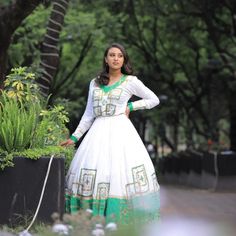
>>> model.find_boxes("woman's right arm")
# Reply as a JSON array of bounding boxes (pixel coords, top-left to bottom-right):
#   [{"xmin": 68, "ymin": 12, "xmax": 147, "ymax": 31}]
[{"xmin": 61, "ymin": 80, "xmax": 95, "ymax": 146}]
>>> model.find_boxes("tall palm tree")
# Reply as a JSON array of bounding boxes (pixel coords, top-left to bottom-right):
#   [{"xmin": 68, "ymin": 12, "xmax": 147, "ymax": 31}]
[{"xmin": 37, "ymin": 0, "xmax": 69, "ymax": 97}]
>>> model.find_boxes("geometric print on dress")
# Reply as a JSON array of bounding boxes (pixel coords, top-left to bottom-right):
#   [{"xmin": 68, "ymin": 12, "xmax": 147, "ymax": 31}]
[
  {"xmin": 125, "ymin": 182, "xmax": 136, "ymax": 199},
  {"xmin": 78, "ymin": 168, "xmax": 97, "ymax": 197},
  {"xmin": 96, "ymin": 182, "xmax": 110, "ymax": 200},
  {"xmin": 125, "ymin": 164, "xmax": 150, "ymax": 198},
  {"xmin": 151, "ymin": 172, "xmax": 160, "ymax": 192},
  {"xmin": 132, "ymin": 164, "xmax": 149, "ymax": 193},
  {"xmin": 108, "ymin": 88, "xmax": 122, "ymax": 100},
  {"xmin": 94, "ymin": 183, "xmax": 111, "ymax": 215},
  {"xmin": 92, "ymin": 88, "xmax": 123, "ymax": 117}
]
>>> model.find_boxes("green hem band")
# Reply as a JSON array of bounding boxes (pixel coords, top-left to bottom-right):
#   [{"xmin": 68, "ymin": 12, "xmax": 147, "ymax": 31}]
[
  {"xmin": 65, "ymin": 192, "xmax": 160, "ymax": 224},
  {"xmin": 70, "ymin": 135, "xmax": 78, "ymax": 143},
  {"xmin": 128, "ymin": 102, "xmax": 134, "ymax": 112}
]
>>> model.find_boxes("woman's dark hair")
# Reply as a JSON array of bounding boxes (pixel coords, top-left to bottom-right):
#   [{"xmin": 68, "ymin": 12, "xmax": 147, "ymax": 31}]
[{"xmin": 96, "ymin": 43, "xmax": 133, "ymax": 85}]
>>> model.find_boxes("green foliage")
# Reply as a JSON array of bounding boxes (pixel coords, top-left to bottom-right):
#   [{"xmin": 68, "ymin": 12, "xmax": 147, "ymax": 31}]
[
  {"xmin": 13, "ymin": 146, "xmax": 72, "ymax": 160},
  {"xmin": 4, "ymin": 66, "xmax": 41, "ymax": 101},
  {"xmin": 8, "ymin": 5, "xmax": 50, "ymax": 67},
  {"xmin": 32, "ymin": 105, "xmax": 70, "ymax": 148},
  {"xmin": 0, "ymin": 92, "xmax": 41, "ymax": 152},
  {"xmin": 0, "ymin": 149, "xmax": 14, "ymax": 171},
  {"xmin": 0, "ymin": 145, "xmax": 74, "ymax": 173},
  {"xmin": 0, "ymin": 67, "xmax": 72, "ymax": 171},
  {"xmin": 5, "ymin": 0, "xmax": 235, "ymax": 150},
  {"xmin": 14, "ymin": 145, "xmax": 74, "ymax": 173}
]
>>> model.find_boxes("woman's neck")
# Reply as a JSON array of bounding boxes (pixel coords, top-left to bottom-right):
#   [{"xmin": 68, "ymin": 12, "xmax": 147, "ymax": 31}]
[{"xmin": 109, "ymin": 70, "xmax": 122, "ymax": 83}]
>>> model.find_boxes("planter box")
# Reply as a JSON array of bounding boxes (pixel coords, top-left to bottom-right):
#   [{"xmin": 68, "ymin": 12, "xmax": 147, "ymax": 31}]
[
  {"xmin": 0, "ymin": 156, "xmax": 65, "ymax": 225},
  {"xmin": 159, "ymin": 151, "xmax": 236, "ymax": 191}
]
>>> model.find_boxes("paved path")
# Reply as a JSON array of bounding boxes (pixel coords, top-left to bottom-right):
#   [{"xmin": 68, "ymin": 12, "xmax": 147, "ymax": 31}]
[{"xmin": 157, "ymin": 184, "xmax": 236, "ymax": 236}]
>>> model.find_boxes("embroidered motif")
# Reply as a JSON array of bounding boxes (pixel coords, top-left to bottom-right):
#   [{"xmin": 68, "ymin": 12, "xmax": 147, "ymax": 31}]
[
  {"xmin": 105, "ymin": 104, "xmax": 116, "ymax": 116},
  {"xmin": 71, "ymin": 182, "xmax": 83, "ymax": 196},
  {"xmin": 126, "ymin": 182, "xmax": 137, "ymax": 199},
  {"xmin": 78, "ymin": 168, "xmax": 97, "ymax": 197},
  {"xmin": 99, "ymin": 75, "xmax": 127, "ymax": 93},
  {"xmin": 93, "ymin": 89, "xmax": 103, "ymax": 101},
  {"xmin": 93, "ymin": 106, "xmax": 102, "ymax": 116},
  {"xmin": 132, "ymin": 165, "xmax": 149, "ymax": 193},
  {"xmin": 92, "ymin": 84, "xmax": 124, "ymax": 117},
  {"xmin": 108, "ymin": 88, "xmax": 123, "ymax": 100},
  {"xmin": 96, "ymin": 182, "xmax": 110, "ymax": 200}
]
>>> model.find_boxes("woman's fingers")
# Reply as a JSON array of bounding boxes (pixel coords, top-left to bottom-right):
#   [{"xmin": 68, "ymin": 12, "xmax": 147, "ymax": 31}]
[
  {"xmin": 125, "ymin": 106, "xmax": 130, "ymax": 117},
  {"xmin": 60, "ymin": 139, "xmax": 74, "ymax": 147}
]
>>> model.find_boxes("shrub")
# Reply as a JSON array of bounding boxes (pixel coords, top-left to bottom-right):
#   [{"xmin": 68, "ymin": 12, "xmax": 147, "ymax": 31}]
[{"xmin": 0, "ymin": 67, "xmax": 72, "ymax": 171}]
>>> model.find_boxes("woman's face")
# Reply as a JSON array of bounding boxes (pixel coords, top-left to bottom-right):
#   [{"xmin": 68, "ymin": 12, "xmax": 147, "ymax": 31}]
[{"xmin": 105, "ymin": 47, "xmax": 124, "ymax": 71}]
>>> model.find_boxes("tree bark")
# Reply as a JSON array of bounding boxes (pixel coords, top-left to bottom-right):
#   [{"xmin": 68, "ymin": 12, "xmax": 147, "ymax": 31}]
[
  {"xmin": 0, "ymin": 0, "xmax": 43, "ymax": 88},
  {"xmin": 37, "ymin": 0, "xmax": 69, "ymax": 97}
]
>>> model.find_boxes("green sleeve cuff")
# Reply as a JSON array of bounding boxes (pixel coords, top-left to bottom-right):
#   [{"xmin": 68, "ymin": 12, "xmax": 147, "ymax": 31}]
[
  {"xmin": 70, "ymin": 135, "xmax": 78, "ymax": 143},
  {"xmin": 128, "ymin": 102, "xmax": 134, "ymax": 112}
]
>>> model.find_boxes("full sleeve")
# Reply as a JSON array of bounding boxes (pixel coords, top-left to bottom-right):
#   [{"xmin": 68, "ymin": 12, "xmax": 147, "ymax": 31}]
[
  {"xmin": 128, "ymin": 77, "xmax": 160, "ymax": 111},
  {"xmin": 70, "ymin": 80, "xmax": 95, "ymax": 142}
]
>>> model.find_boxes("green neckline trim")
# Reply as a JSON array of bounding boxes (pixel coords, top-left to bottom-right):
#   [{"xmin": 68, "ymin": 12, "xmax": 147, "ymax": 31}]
[{"xmin": 100, "ymin": 74, "xmax": 127, "ymax": 93}]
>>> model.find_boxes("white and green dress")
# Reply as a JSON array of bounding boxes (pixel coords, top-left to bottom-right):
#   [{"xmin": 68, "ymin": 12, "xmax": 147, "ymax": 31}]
[{"xmin": 65, "ymin": 75, "xmax": 160, "ymax": 224}]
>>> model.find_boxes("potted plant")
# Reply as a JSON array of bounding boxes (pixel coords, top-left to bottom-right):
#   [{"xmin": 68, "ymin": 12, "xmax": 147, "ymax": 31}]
[{"xmin": 0, "ymin": 67, "xmax": 73, "ymax": 226}]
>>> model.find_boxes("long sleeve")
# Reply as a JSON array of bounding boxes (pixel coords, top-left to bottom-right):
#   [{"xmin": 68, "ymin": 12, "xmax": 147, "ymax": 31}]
[
  {"xmin": 128, "ymin": 77, "xmax": 160, "ymax": 111},
  {"xmin": 71, "ymin": 80, "xmax": 95, "ymax": 141}
]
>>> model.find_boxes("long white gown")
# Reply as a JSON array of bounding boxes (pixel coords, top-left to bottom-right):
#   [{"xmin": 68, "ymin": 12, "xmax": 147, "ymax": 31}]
[{"xmin": 65, "ymin": 75, "xmax": 160, "ymax": 225}]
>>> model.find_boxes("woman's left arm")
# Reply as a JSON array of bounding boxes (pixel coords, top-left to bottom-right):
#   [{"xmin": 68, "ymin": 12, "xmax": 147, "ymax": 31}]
[{"xmin": 127, "ymin": 77, "xmax": 160, "ymax": 112}]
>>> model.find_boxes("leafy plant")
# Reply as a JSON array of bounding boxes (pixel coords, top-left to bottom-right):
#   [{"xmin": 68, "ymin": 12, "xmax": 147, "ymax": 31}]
[
  {"xmin": 0, "ymin": 149, "xmax": 14, "ymax": 171},
  {"xmin": 0, "ymin": 67, "xmax": 72, "ymax": 171},
  {"xmin": 32, "ymin": 105, "xmax": 70, "ymax": 148},
  {"xmin": 0, "ymin": 92, "xmax": 41, "ymax": 152},
  {"xmin": 4, "ymin": 66, "xmax": 41, "ymax": 102}
]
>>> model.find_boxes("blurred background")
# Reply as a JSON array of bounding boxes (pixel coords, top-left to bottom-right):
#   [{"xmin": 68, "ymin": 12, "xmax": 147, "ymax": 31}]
[
  {"xmin": 1, "ymin": 0, "xmax": 236, "ymax": 235},
  {"xmin": 1, "ymin": 0, "xmax": 236, "ymax": 153}
]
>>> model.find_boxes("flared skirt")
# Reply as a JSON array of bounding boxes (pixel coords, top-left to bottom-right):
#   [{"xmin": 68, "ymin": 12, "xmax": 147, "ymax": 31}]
[{"xmin": 65, "ymin": 114, "xmax": 160, "ymax": 224}]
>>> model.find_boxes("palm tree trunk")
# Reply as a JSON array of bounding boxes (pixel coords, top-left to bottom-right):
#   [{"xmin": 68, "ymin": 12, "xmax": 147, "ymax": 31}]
[{"xmin": 37, "ymin": 0, "xmax": 69, "ymax": 96}]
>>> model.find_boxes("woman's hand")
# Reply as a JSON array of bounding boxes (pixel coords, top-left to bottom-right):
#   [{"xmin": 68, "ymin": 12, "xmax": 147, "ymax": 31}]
[
  {"xmin": 125, "ymin": 106, "xmax": 130, "ymax": 117},
  {"xmin": 60, "ymin": 139, "xmax": 75, "ymax": 147}
]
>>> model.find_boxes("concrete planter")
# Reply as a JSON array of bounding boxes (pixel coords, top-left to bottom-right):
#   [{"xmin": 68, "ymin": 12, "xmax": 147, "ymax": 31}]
[
  {"xmin": 159, "ymin": 151, "xmax": 236, "ymax": 191},
  {"xmin": 0, "ymin": 156, "xmax": 65, "ymax": 226}
]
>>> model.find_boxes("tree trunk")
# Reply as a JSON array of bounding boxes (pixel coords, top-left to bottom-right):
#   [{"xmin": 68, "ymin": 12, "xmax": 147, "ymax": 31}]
[
  {"xmin": 0, "ymin": 0, "xmax": 43, "ymax": 88},
  {"xmin": 0, "ymin": 42, "xmax": 9, "ymax": 88},
  {"xmin": 37, "ymin": 0, "xmax": 69, "ymax": 97},
  {"xmin": 173, "ymin": 108, "xmax": 179, "ymax": 151}
]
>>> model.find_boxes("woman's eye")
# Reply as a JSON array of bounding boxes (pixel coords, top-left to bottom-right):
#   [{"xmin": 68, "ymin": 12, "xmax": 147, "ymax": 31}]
[{"xmin": 109, "ymin": 53, "xmax": 123, "ymax": 57}]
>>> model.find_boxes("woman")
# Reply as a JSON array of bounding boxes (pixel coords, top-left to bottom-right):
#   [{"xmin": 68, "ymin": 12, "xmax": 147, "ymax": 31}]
[{"xmin": 61, "ymin": 43, "xmax": 160, "ymax": 225}]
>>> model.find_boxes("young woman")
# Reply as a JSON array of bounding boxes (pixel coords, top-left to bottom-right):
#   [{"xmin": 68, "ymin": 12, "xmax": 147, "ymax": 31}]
[{"xmin": 61, "ymin": 43, "xmax": 160, "ymax": 225}]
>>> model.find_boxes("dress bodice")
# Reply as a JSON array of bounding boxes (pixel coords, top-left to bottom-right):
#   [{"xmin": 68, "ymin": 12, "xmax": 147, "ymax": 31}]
[{"xmin": 71, "ymin": 75, "xmax": 159, "ymax": 141}]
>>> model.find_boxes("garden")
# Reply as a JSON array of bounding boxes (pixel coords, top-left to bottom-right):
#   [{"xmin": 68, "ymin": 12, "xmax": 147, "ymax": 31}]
[{"xmin": 1, "ymin": 0, "xmax": 236, "ymax": 235}]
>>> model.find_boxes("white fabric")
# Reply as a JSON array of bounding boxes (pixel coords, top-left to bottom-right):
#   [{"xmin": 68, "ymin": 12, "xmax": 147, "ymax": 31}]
[
  {"xmin": 72, "ymin": 75, "xmax": 159, "ymax": 140},
  {"xmin": 66, "ymin": 75, "xmax": 160, "ymax": 198}
]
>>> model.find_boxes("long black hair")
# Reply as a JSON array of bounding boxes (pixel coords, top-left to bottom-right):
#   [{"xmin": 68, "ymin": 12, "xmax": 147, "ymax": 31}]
[{"xmin": 96, "ymin": 43, "xmax": 133, "ymax": 85}]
